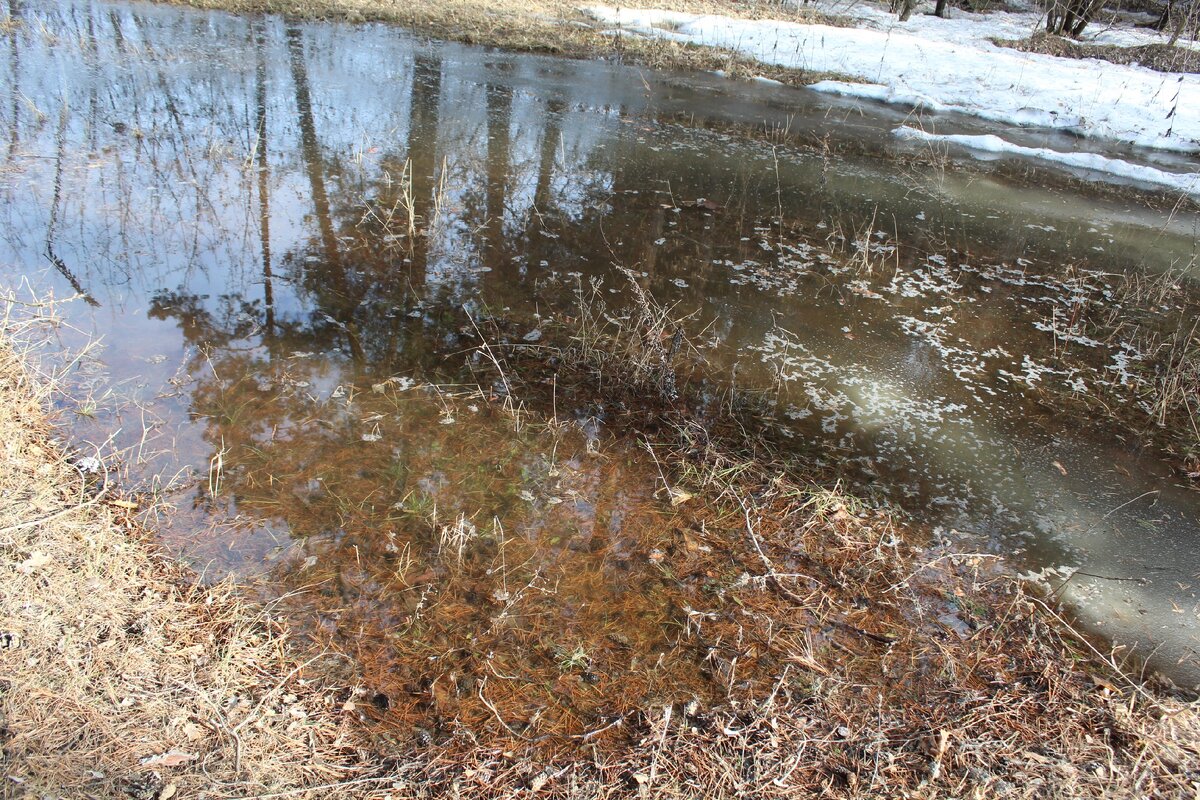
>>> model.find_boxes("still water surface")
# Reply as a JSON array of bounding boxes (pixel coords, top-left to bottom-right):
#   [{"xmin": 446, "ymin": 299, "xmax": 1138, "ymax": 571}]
[{"xmin": 2, "ymin": 0, "xmax": 1198, "ymax": 689}]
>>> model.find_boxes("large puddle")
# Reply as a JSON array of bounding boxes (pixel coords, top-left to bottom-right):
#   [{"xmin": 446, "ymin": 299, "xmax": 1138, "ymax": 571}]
[{"xmin": 2, "ymin": 0, "xmax": 1199, "ymax": 693}]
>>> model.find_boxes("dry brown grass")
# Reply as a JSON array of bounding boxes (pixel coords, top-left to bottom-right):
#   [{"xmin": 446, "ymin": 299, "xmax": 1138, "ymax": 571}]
[
  {"xmin": 161, "ymin": 0, "xmax": 851, "ymax": 85},
  {"xmin": 995, "ymin": 31, "xmax": 1200, "ymax": 73},
  {"xmin": 3, "ymin": 294, "xmax": 1200, "ymax": 798},
  {"xmin": 0, "ymin": 307, "xmax": 367, "ymax": 797}
]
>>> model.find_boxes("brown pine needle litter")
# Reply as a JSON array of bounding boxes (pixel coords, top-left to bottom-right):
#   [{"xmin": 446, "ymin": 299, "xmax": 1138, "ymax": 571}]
[{"xmin": 2, "ymin": 296, "xmax": 1200, "ymax": 799}]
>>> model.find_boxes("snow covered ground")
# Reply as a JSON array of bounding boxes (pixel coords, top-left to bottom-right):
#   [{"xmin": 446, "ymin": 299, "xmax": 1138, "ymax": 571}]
[{"xmin": 584, "ymin": 1, "xmax": 1200, "ymax": 194}]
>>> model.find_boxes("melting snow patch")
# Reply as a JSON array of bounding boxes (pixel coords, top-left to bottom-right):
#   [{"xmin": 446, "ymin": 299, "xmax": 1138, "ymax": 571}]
[
  {"xmin": 894, "ymin": 127, "xmax": 1200, "ymax": 196},
  {"xmin": 583, "ymin": 5, "xmax": 1200, "ymax": 153}
]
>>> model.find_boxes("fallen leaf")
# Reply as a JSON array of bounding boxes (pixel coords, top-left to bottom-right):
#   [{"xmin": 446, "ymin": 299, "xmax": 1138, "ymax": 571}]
[
  {"xmin": 159, "ymin": 784, "xmax": 178, "ymax": 800},
  {"xmin": 1052, "ymin": 460, "xmax": 1068, "ymax": 476},
  {"xmin": 107, "ymin": 499, "xmax": 139, "ymax": 510},
  {"xmin": 141, "ymin": 751, "xmax": 197, "ymax": 768},
  {"xmin": 181, "ymin": 722, "xmax": 207, "ymax": 742},
  {"xmin": 17, "ymin": 551, "xmax": 51, "ymax": 574},
  {"xmin": 668, "ymin": 488, "xmax": 693, "ymax": 507}
]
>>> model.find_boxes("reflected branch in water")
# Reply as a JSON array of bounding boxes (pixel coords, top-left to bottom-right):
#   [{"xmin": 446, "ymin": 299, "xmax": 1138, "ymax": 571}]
[
  {"xmin": 483, "ymin": 72, "xmax": 513, "ymax": 273},
  {"xmin": 253, "ymin": 19, "xmax": 274, "ymax": 341},
  {"xmin": 407, "ymin": 50, "xmax": 441, "ymax": 283},
  {"xmin": 533, "ymin": 99, "xmax": 564, "ymax": 216},
  {"xmin": 286, "ymin": 24, "xmax": 364, "ymax": 365},
  {"xmin": 46, "ymin": 103, "xmax": 99, "ymax": 306},
  {"xmin": 6, "ymin": 0, "xmax": 20, "ymax": 163}
]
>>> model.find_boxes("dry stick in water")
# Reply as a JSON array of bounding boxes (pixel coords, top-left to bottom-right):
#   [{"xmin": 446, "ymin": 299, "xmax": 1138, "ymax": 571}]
[
  {"xmin": 735, "ymin": 490, "xmax": 895, "ymax": 645},
  {"xmin": 645, "ymin": 704, "xmax": 673, "ymax": 793},
  {"xmin": 477, "ymin": 676, "xmax": 529, "ymax": 740},
  {"xmin": 463, "ymin": 306, "xmax": 514, "ymax": 400}
]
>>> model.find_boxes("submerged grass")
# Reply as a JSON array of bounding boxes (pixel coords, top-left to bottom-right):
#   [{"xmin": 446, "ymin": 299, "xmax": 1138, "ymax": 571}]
[
  {"xmin": 1039, "ymin": 261, "xmax": 1200, "ymax": 478},
  {"xmin": 3, "ymin": 290, "xmax": 1200, "ymax": 797}
]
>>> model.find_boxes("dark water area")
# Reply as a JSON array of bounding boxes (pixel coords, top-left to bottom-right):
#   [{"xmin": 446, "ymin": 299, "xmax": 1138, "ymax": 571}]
[{"xmin": 2, "ymin": 0, "xmax": 1199, "ymax": 692}]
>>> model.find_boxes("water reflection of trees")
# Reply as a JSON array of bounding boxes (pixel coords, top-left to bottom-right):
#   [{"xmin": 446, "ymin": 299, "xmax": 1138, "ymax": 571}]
[
  {"xmin": 5, "ymin": 4, "xmax": 868, "ymax": 340},
  {"xmin": 140, "ymin": 16, "xmax": 813, "ymax": 497},
  {"xmin": 14, "ymin": 0, "xmax": 1144, "ymax": 571},
  {"xmin": 17, "ymin": 0, "xmax": 1200, "ymax": 729},
  {"xmin": 129, "ymin": 26, "xmax": 814, "ymax": 737},
  {"xmin": 16, "ymin": 5, "xmax": 1085, "ymax": 540},
  {"xmin": 144, "ymin": 22, "xmax": 605, "ymax": 533}
]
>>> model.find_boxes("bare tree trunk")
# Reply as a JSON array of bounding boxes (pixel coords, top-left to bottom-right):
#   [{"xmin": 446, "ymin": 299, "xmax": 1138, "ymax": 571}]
[
  {"xmin": 1047, "ymin": 0, "xmax": 1105, "ymax": 35},
  {"xmin": 286, "ymin": 28, "xmax": 338, "ymax": 273},
  {"xmin": 1070, "ymin": 0, "xmax": 1104, "ymax": 35},
  {"xmin": 533, "ymin": 99, "xmax": 564, "ymax": 215},
  {"xmin": 1156, "ymin": 0, "xmax": 1174, "ymax": 30},
  {"xmin": 1166, "ymin": 0, "xmax": 1198, "ymax": 46},
  {"xmin": 1062, "ymin": 5, "xmax": 1079, "ymax": 34},
  {"xmin": 406, "ymin": 51, "xmax": 442, "ymax": 292},
  {"xmin": 8, "ymin": 0, "xmax": 22, "ymax": 163},
  {"xmin": 934, "ymin": 0, "xmax": 948, "ymax": 18}
]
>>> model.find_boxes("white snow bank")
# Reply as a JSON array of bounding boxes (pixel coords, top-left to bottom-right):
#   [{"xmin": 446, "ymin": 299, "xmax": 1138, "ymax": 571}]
[
  {"xmin": 894, "ymin": 125, "xmax": 1200, "ymax": 195},
  {"xmin": 584, "ymin": 4, "xmax": 1200, "ymax": 153},
  {"xmin": 800, "ymin": 0, "xmax": 1198, "ymax": 52}
]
